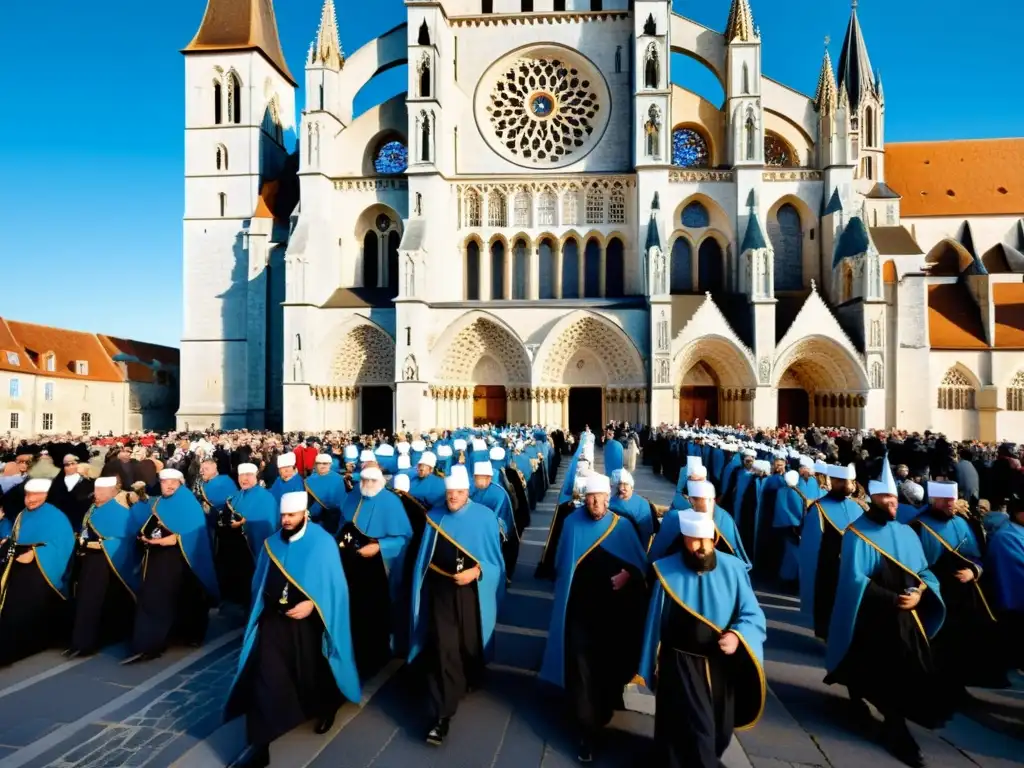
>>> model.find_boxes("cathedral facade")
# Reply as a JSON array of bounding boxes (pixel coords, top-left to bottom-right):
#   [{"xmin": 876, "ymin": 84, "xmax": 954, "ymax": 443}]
[{"xmin": 178, "ymin": 0, "xmax": 1024, "ymax": 441}]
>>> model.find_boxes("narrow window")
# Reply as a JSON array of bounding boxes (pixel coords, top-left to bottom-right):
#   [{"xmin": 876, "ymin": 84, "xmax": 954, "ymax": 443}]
[
  {"xmin": 213, "ymin": 81, "xmax": 223, "ymax": 124},
  {"xmin": 420, "ymin": 114, "xmax": 430, "ymax": 162},
  {"xmin": 219, "ymin": 192, "xmax": 226, "ymax": 217},
  {"xmin": 319, "ymin": 84, "xmax": 324, "ymax": 110},
  {"xmin": 9, "ymin": 413, "xmax": 18, "ymax": 429},
  {"xmin": 482, "ymin": 0, "xmax": 493, "ymax": 13},
  {"xmin": 554, "ymin": 0, "xmax": 566, "ymax": 9},
  {"xmin": 522, "ymin": 0, "xmax": 534, "ymax": 10},
  {"xmin": 44, "ymin": 382, "xmax": 54, "ymax": 401},
  {"xmin": 81, "ymin": 413, "xmax": 91, "ymax": 434},
  {"xmin": 229, "ymin": 73, "xmax": 242, "ymax": 124},
  {"xmin": 591, "ymin": 0, "xmax": 603, "ymax": 9},
  {"xmin": 42, "ymin": 413, "xmax": 53, "ymax": 431}
]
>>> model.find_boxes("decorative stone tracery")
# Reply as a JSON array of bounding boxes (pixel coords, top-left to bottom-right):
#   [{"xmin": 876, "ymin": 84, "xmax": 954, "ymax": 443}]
[
  {"xmin": 330, "ymin": 324, "xmax": 395, "ymax": 384},
  {"xmin": 435, "ymin": 317, "xmax": 532, "ymax": 385},
  {"xmin": 539, "ymin": 314, "xmax": 644, "ymax": 386}
]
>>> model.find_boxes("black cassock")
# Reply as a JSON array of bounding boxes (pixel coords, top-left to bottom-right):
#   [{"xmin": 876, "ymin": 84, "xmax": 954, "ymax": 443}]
[
  {"xmin": 564, "ymin": 547, "xmax": 646, "ymax": 740},
  {"xmin": 336, "ymin": 522, "xmax": 391, "ymax": 679},
  {"xmin": 824, "ymin": 557, "xmax": 954, "ymax": 727},
  {"xmin": 425, "ymin": 534, "xmax": 482, "ymax": 720},
  {"xmin": 535, "ymin": 501, "xmax": 577, "ymax": 580},
  {"xmin": 0, "ymin": 547, "xmax": 63, "ymax": 665},
  {"xmin": 813, "ymin": 516, "xmax": 844, "ymax": 640},
  {"xmin": 736, "ymin": 482, "xmax": 759, "ymax": 556},
  {"xmin": 70, "ymin": 528, "xmax": 133, "ymax": 655},
  {"xmin": 226, "ymin": 559, "xmax": 342, "ymax": 746},
  {"xmin": 214, "ymin": 518, "xmax": 254, "ymax": 607},
  {"xmin": 48, "ymin": 477, "xmax": 95, "ymax": 532},
  {"xmin": 654, "ymin": 601, "xmax": 737, "ymax": 767},
  {"xmin": 130, "ymin": 515, "xmax": 209, "ymax": 656}
]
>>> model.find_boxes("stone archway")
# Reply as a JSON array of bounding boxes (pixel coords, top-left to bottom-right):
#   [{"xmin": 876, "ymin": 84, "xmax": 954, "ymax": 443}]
[
  {"xmin": 431, "ymin": 314, "xmax": 532, "ymax": 427},
  {"xmin": 310, "ymin": 322, "xmax": 395, "ymax": 432},
  {"xmin": 535, "ymin": 312, "xmax": 647, "ymax": 429},
  {"xmin": 672, "ymin": 334, "xmax": 757, "ymax": 427},
  {"xmin": 773, "ymin": 335, "xmax": 868, "ymax": 428}
]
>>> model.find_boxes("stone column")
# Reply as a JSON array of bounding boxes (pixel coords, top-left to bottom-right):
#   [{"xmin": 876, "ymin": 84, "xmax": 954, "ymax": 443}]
[
  {"xmin": 554, "ymin": 241, "xmax": 564, "ymax": 299},
  {"xmin": 599, "ymin": 242, "xmax": 607, "ymax": 297},
  {"xmin": 529, "ymin": 246, "xmax": 540, "ymax": 300}
]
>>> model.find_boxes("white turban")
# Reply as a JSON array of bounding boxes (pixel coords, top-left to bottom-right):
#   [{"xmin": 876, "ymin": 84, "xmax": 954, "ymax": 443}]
[
  {"xmin": 344, "ymin": 445, "xmax": 358, "ymax": 460},
  {"xmin": 375, "ymin": 444, "xmax": 395, "ymax": 457},
  {"xmin": 159, "ymin": 468, "xmax": 185, "ymax": 482},
  {"xmin": 393, "ymin": 474, "xmax": 410, "ymax": 493},
  {"xmin": 489, "ymin": 447, "xmax": 506, "ymax": 462},
  {"xmin": 927, "ymin": 481, "xmax": 958, "ymax": 500},
  {"xmin": 473, "ymin": 462, "xmax": 493, "ymax": 477},
  {"xmin": 742, "ymin": 449, "xmax": 756, "ymax": 458},
  {"xmin": 799, "ymin": 456, "xmax": 814, "ymax": 469},
  {"xmin": 315, "ymin": 454, "xmax": 332, "ymax": 464},
  {"xmin": 688, "ymin": 465, "xmax": 708, "ymax": 480},
  {"xmin": 686, "ymin": 456, "xmax": 704, "ymax": 474},
  {"xmin": 280, "ymin": 491, "xmax": 307, "ymax": 515},
  {"xmin": 785, "ymin": 470, "xmax": 799, "ymax": 488},
  {"xmin": 472, "ymin": 438, "xmax": 487, "ymax": 452},
  {"xmin": 94, "ymin": 476, "xmax": 118, "ymax": 489},
  {"xmin": 902, "ymin": 480, "xmax": 925, "ymax": 505},
  {"xmin": 359, "ymin": 450, "xmax": 375, "ymax": 464},
  {"xmin": 396, "ymin": 441, "xmax": 410, "ymax": 455},
  {"xmin": 435, "ymin": 446, "xmax": 453, "ymax": 459},
  {"xmin": 826, "ymin": 464, "xmax": 856, "ymax": 481},
  {"xmin": 813, "ymin": 461, "xmax": 830, "ymax": 475},
  {"xmin": 397, "ymin": 455, "xmax": 411, "ymax": 470},
  {"xmin": 453, "ymin": 439, "xmax": 468, "ymax": 451},
  {"xmin": 277, "ymin": 453, "xmax": 296, "ymax": 469},
  {"xmin": 618, "ymin": 470, "xmax": 634, "ymax": 487},
  {"xmin": 237, "ymin": 463, "xmax": 258, "ymax": 475},
  {"xmin": 585, "ymin": 474, "xmax": 611, "ymax": 495},
  {"xmin": 411, "ymin": 440, "xmax": 426, "ymax": 453},
  {"xmin": 361, "ymin": 467, "xmax": 384, "ymax": 483},
  {"xmin": 687, "ymin": 480, "xmax": 715, "ymax": 499},
  {"xmin": 418, "ymin": 452, "xmax": 437, "ymax": 468},
  {"xmin": 445, "ymin": 469, "xmax": 470, "ymax": 490},
  {"xmin": 678, "ymin": 509, "xmax": 716, "ymax": 539}
]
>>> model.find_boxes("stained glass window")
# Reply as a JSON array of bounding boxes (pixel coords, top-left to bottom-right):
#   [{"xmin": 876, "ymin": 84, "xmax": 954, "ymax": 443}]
[
  {"xmin": 671, "ymin": 128, "xmax": 710, "ymax": 168},
  {"xmin": 681, "ymin": 201, "xmax": 709, "ymax": 229},
  {"xmin": 585, "ymin": 186, "xmax": 604, "ymax": 224},
  {"xmin": 608, "ymin": 186, "xmax": 626, "ymax": 224},
  {"xmin": 374, "ymin": 141, "xmax": 408, "ymax": 175},
  {"xmin": 764, "ymin": 134, "xmax": 793, "ymax": 167}
]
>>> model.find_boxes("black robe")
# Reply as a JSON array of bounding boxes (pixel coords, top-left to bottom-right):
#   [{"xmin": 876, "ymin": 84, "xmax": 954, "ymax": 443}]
[
  {"xmin": 129, "ymin": 514, "xmax": 209, "ymax": 656},
  {"xmin": 214, "ymin": 519, "xmax": 255, "ymax": 607},
  {"xmin": 70, "ymin": 527, "xmax": 134, "ymax": 654},
  {"xmin": 736, "ymin": 482, "xmax": 759, "ymax": 555},
  {"xmin": 336, "ymin": 522, "xmax": 392, "ymax": 679},
  {"xmin": 425, "ymin": 534, "xmax": 482, "ymax": 720},
  {"xmin": 535, "ymin": 501, "xmax": 577, "ymax": 580},
  {"xmin": 655, "ymin": 600, "xmax": 738, "ymax": 766},
  {"xmin": 225, "ymin": 558, "xmax": 342, "ymax": 746},
  {"xmin": 47, "ymin": 476, "xmax": 95, "ymax": 532},
  {"xmin": 0, "ymin": 544, "xmax": 65, "ymax": 665},
  {"xmin": 813, "ymin": 516, "xmax": 844, "ymax": 641},
  {"xmin": 564, "ymin": 547, "xmax": 646, "ymax": 739}
]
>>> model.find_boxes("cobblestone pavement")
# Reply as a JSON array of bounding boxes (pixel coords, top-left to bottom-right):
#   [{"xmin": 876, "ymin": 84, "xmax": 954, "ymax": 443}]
[{"xmin": 0, "ymin": 453, "xmax": 1018, "ymax": 768}]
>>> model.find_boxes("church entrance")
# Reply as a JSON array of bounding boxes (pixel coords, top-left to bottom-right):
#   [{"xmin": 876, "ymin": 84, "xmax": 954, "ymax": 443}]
[
  {"xmin": 778, "ymin": 389, "xmax": 810, "ymax": 428},
  {"xmin": 360, "ymin": 386, "xmax": 394, "ymax": 434},
  {"xmin": 473, "ymin": 385, "xmax": 507, "ymax": 426},
  {"xmin": 679, "ymin": 386, "xmax": 719, "ymax": 425},
  {"xmin": 568, "ymin": 387, "xmax": 603, "ymax": 436}
]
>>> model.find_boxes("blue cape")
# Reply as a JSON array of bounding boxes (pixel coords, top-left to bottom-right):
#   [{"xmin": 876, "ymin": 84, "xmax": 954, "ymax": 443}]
[
  {"xmin": 470, "ymin": 482, "xmax": 516, "ymax": 540},
  {"xmin": 753, "ymin": 474, "xmax": 786, "ymax": 558},
  {"xmin": 797, "ymin": 475, "xmax": 820, "ymax": 499},
  {"xmin": 719, "ymin": 454, "xmax": 742, "ymax": 499},
  {"xmin": 85, "ymin": 498, "xmax": 143, "ymax": 597},
  {"xmin": 10, "ymin": 502, "xmax": 74, "ymax": 598},
  {"xmin": 637, "ymin": 554, "xmax": 766, "ymax": 729},
  {"xmin": 914, "ymin": 513, "xmax": 982, "ymax": 566},
  {"xmin": 987, "ymin": 520, "xmax": 1024, "ymax": 611},
  {"xmin": 897, "ymin": 502, "xmax": 927, "ymax": 525},
  {"xmin": 199, "ymin": 474, "xmax": 237, "ymax": 511},
  {"xmin": 340, "ymin": 490, "xmax": 414, "ymax": 605},
  {"xmin": 269, "ymin": 473, "xmax": 305, "ymax": 502},
  {"xmin": 557, "ymin": 441, "xmax": 588, "ymax": 504},
  {"xmin": 825, "ymin": 516, "xmax": 944, "ymax": 673},
  {"xmin": 651, "ymin": 506, "xmax": 751, "ymax": 569},
  {"xmin": 409, "ymin": 502, "xmax": 505, "ymax": 662},
  {"xmin": 227, "ymin": 485, "xmax": 280, "ymax": 558},
  {"xmin": 540, "ymin": 510, "xmax": 648, "ymax": 688},
  {"xmin": 708, "ymin": 447, "xmax": 725, "ymax": 487},
  {"xmin": 227, "ymin": 523, "xmax": 362, "ymax": 706},
  {"xmin": 409, "ymin": 473, "xmax": 446, "ymax": 510},
  {"xmin": 798, "ymin": 497, "xmax": 862, "ymax": 622},
  {"xmin": 305, "ymin": 472, "xmax": 347, "ymax": 521},
  {"xmin": 731, "ymin": 471, "xmax": 758, "ymax": 531},
  {"xmin": 772, "ymin": 486, "xmax": 806, "ymax": 581},
  {"xmin": 148, "ymin": 488, "xmax": 220, "ymax": 601},
  {"xmin": 603, "ymin": 439, "xmax": 624, "ymax": 476},
  {"xmin": 609, "ymin": 493, "xmax": 655, "ymax": 549}
]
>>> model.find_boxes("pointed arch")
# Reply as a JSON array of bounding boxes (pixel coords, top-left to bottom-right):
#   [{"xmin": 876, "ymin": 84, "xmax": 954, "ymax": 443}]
[
  {"xmin": 673, "ymin": 334, "xmax": 757, "ymax": 390},
  {"xmin": 535, "ymin": 311, "xmax": 645, "ymax": 386},
  {"xmin": 212, "ymin": 75, "xmax": 223, "ymax": 125},
  {"xmin": 772, "ymin": 335, "xmax": 868, "ymax": 391},
  {"xmin": 227, "ymin": 70, "xmax": 242, "ymax": 125},
  {"xmin": 605, "ymin": 237, "xmax": 625, "ymax": 298},
  {"xmin": 1006, "ymin": 370, "xmax": 1024, "ymax": 411},
  {"xmin": 561, "ymin": 236, "xmax": 581, "ymax": 298},
  {"xmin": 325, "ymin": 319, "xmax": 396, "ymax": 385},
  {"xmin": 464, "ymin": 236, "xmax": 482, "ymax": 300},
  {"xmin": 215, "ymin": 144, "xmax": 228, "ymax": 171},
  {"xmin": 670, "ymin": 233, "xmax": 694, "ymax": 294},
  {"xmin": 432, "ymin": 311, "xmax": 532, "ymax": 386},
  {"xmin": 937, "ymin": 364, "xmax": 978, "ymax": 410}
]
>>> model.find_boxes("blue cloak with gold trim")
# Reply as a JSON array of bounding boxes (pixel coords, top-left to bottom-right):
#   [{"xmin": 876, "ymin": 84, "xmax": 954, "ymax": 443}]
[
  {"xmin": 340, "ymin": 489, "xmax": 414, "ymax": 604},
  {"xmin": 539, "ymin": 510, "xmax": 648, "ymax": 688},
  {"xmin": 987, "ymin": 520, "xmax": 1024, "ymax": 611},
  {"xmin": 84, "ymin": 498, "xmax": 142, "ymax": 597},
  {"xmin": 408, "ymin": 502, "xmax": 505, "ymax": 662},
  {"xmin": 226, "ymin": 523, "xmax": 362, "ymax": 707},
  {"xmin": 8, "ymin": 502, "xmax": 75, "ymax": 598},
  {"xmin": 305, "ymin": 471, "xmax": 347, "ymax": 526},
  {"xmin": 650, "ymin": 506, "xmax": 751, "ymax": 569},
  {"xmin": 227, "ymin": 485, "xmax": 280, "ymax": 559},
  {"xmin": 409, "ymin": 473, "xmax": 446, "ymax": 510},
  {"xmin": 148, "ymin": 488, "xmax": 220, "ymax": 602},
  {"xmin": 798, "ymin": 496, "xmax": 862, "ymax": 624},
  {"xmin": 637, "ymin": 553, "xmax": 767, "ymax": 730}
]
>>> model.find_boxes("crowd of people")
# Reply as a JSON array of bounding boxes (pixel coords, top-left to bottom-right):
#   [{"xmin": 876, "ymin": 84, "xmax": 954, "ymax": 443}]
[{"xmin": 0, "ymin": 422, "xmax": 1020, "ymax": 768}]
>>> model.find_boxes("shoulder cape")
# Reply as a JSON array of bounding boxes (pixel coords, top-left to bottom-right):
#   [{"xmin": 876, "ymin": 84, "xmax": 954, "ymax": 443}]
[
  {"xmin": 149, "ymin": 488, "xmax": 220, "ymax": 601},
  {"xmin": 7, "ymin": 502, "xmax": 74, "ymax": 598},
  {"xmin": 228, "ymin": 485, "xmax": 280, "ymax": 558},
  {"xmin": 85, "ymin": 499, "xmax": 143, "ymax": 597},
  {"xmin": 343, "ymin": 491, "xmax": 414, "ymax": 604}
]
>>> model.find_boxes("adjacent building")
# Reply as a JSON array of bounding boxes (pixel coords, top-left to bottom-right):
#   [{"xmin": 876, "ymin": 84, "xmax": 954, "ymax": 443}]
[{"xmin": 177, "ymin": 0, "xmax": 1024, "ymax": 440}]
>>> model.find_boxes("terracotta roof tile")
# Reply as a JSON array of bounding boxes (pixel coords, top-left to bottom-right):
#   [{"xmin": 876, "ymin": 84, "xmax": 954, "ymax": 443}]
[
  {"xmin": 927, "ymin": 284, "xmax": 987, "ymax": 350},
  {"xmin": 0, "ymin": 318, "xmax": 35, "ymax": 375},
  {"xmin": 886, "ymin": 139, "xmax": 1024, "ymax": 217},
  {"xmin": 5, "ymin": 320, "xmax": 124, "ymax": 382},
  {"xmin": 993, "ymin": 283, "xmax": 1024, "ymax": 349}
]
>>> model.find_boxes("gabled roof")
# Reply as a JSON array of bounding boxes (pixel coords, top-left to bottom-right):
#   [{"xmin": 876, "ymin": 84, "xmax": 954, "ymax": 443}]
[
  {"xmin": 868, "ymin": 226, "xmax": 922, "ymax": 256},
  {"xmin": 5, "ymin": 320, "xmax": 124, "ymax": 383},
  {"xmin": 775, "ymin": 284, "xmax": 866, "ymax": 361},
  {"xmin": 833, "ymin": 216, "xmax": 871, "ymax": 266},
  {"xmin": 822, "ymin": 188, "xmax": 843, "ymax": 216},
  {"xmin": 0, "ymin": 318, "xmax": 36, "ymax": 375},
  {"xmin": 866, "ymin": 182, "xmax": 901, "ymax": 200},
  {"xmin": 981, "ymin": 243, "xmax": 1024, "ymax": 274},
  {"xmin": 740, "ymin": 211, "xmax": 767, "ymax": 252},
  {"xmin": 321, "ymin": 287, "xmax": 395, "ymax": 309},
  {"xmin": 927, "ymin": 284, "xmax": 987, "ymax": 349},
  {"xmin": 645, "ymin": 214, "xmax": 661, "ymax": 251}
]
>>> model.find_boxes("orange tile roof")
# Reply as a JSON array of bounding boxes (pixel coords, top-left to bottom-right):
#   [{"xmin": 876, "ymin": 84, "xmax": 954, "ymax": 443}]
[
  {"xmin": 0, "ymin": 318, "xmax": 36, "ymax": 375},
  {"xmin": 97, "ymin": 336, "xmax": 179, "ymax": 384},
  {"xmin": 925, "ymin": 238, "xmax": 976, "ymax": 276},
  {"xmin": 5, "ymin": 320, "xmax": 124, "ymax": 382},
  {"xmin": 886, "ymin": 139, "xmax": 1024, "ymax": 217},
  {"xmin": 927, "ymin": 284, "xmax": 988, "ymax": 349},
  {"xmin": 993, "ymin": 283, "xmax": 1024, "ymax": 349}
]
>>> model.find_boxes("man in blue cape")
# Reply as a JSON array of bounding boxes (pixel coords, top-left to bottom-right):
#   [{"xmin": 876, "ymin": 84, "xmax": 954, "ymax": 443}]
[
  {"xmin": 470, "ymin": 461, "xmax": 518, "ymax": 581},
  {"xmin": 796, "ymin": 455, "xmax": 821, "ymax": 499},
  {"xmin": 752, "ymin": 454, "xmax": 788, "ymax": 570},
  {"xmin": 910, "ymin": 480, "xmax": 1005, "ymax": 690},
  {"xmin": 637, "ymin": 508, "xmax": 767, "ymax": 767},
  {"xmin": 219, "ymin": 463, "xmax": 280, "ymax": 607},
  {"xmin": 539, "ymin": 473, "xmax": 648, "ymax": 764},
  {"xmin": 608, "ymin": 470, "xmax": 655, "ymax": 550},
  {"xmin": 602, "ymin": 426, "xmax": 624, "ymax": 477},
  {"xmin": 824, "ymin": 459, "xmax": 953, "ymax": 768},
  {"xmin": 799, "ymin": 463, "xmax": 863, "ymax": 640},
  {"xmin": 336, "ymin": 466, "xmax": 413, "ymax": 678},
  {"xmin": 373, "ymin": 443, "xmax": 398, "ymax": 476},
  {"xmin": 536, "ymin": 443, "xmax": 593, "ymax": 580},
  {"xmin": 269, "ymin": 453, "xmax": 304, "ymax": 502},
  {"xmin": 225, "ymin": 491, "xmax": 360, "ymax": 768},
  {"xmin": 767, "ymin": 470, "xmax": 805, "ymax": 584},
  {"xmin": 651, "ymin": 480, "xmax": 751, "ymax": 569},
  {"xmin": 305, "ymin": 454, "xmax": 347, "ymax": 535},
  {"xmin": 409, "ymin": 452, "xmax": 445, "ymax": 510},
  {"xmin": 987, "ymin": 488, "xmax": 1024, "ymax": 672},
  {"xmin": 0, "ymin": 478, "xmax": 75, "ymax": 666},
  {"xmin": 125, "ymin": 468, "xmax": 220, "ymax": 664},
  {"xmin": 68, "ymin": 476, "xmax": 140, "ymax": 657},
  {"xmin": 196, "ymin": 458, "xmax": 237, "ymax": 532},
  {"xmin": 408, "ymin": 467, "xmax": 504, "ymax": 746}
]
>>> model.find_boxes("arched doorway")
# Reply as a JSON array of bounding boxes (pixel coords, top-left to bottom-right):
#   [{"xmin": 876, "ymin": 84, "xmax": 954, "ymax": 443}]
[
  {"xmin": 774, "ymin": 337, "xmax": 868, "ymax": 428},
  {"xmin": 697, "ymin": 238, "xmax": 724, "ymax": 292},
  {"xmin": 569, "ymin": 387, "xmax": 603, "ymax": 434},
  {"xmin": 606, "ymin": 237, "xmax": 625, "ymax": 298},
  {"xmin": 679, "ymin": 361, "xmax": 719, "ymax": 424},
  {"xmin": 777, "ymin": 369, "xmax": 810, "ymax": 427},
  {"xmin": 325, "ymin": 323, "xmax": 396, "ymax": 432},
  {"xmin": 361, "ymin": 387, "xmax": 394, "ymax": 433},
  {"xmin": 473, "ymin": 385, "xmax": 507, "ymax": 425},
  {"xmin": 672, "ymin": 335, "xmax": 756, "ymax": 427}
]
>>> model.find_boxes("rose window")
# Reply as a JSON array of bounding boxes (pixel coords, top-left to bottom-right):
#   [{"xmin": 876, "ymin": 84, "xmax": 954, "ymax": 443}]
[{"xmin": 484, "ymin": 54, "xmax": 607, "ymax": 166}]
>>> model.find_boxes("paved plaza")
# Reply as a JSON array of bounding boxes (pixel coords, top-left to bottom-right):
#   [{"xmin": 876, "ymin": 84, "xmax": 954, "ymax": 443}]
[{"xmin": 0, "ymin": 456, "xmax": 1019, "ymax": 768}]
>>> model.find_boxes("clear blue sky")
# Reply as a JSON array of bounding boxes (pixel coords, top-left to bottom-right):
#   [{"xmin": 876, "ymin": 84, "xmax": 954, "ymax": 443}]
[{"xmin": 0, "ymin": 0, "xmax": 1016, "ymax": 347}]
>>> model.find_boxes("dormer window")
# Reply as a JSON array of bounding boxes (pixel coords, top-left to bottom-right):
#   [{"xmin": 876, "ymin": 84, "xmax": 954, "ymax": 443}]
[
  {"xmin": 75, "ymin": 360, "xmax": 89, "ymax": 376},
  {"xmin": 44, "ymin": 353, "xmax": 56, "ymax": 372},
  {"xmin": 4, "ymin": 351, "xmax": 18, "ymax": 366}
]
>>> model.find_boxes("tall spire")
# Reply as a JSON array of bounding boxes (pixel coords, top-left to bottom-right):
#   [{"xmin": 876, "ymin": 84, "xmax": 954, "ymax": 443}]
[
  {"xmin": 724, "ymin": 0, "xmax": 757, "ymax": 42},
  {"xmin": 183, "ymin": 0, "xmax": 297, "ymax": 86},
  {"xmin": 814, "ymin": 37, "xmax": 837, "ymax": 114},
  {"xmin": 836, "ymin": 0, "xmax": 876, "ymax": 112},
  {"xmin": 311, "ymin": 0, "xmax": 344, "ymax": 70}
]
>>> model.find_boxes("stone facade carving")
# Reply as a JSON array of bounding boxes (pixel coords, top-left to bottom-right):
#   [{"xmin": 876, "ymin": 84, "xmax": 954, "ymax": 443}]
[
  {"xmin": 761, "ymin": 170, "xmax": 823, "ymax": 181},
  {"xmin": 869, "ymin": 319, "xmax": 883, "ymax": 349},
  {"xmin": 403, "ymin": 355, "xmax": 419, "ymax": 381},
  {"xmin": 759, "ymin": 356, "xmax": 771, "ymax": 384},
  {"xmin": 668, "ymin": 170, "xmax": 734, "ymax": 183},
  {"xmin": 330, "ymin": 325, "xmax": 395, "ymax": 384},
  {"xmin": 656, "ymin": 312, "xmax": 669, "ymax": 352},
  {"xmin": 655, "ymin": 357, "xmax": 670, "ymax": 384},
  {"xmin": 541, "ymin": 316, "xmax": 644, "ymax": 385},
  {"xmin": 870, "ymin": 360, "xmax": 883, "ymax": 389},
  {"xmin": 436, "ymin": 318, "xmax": 531, "ymax": 384}
]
